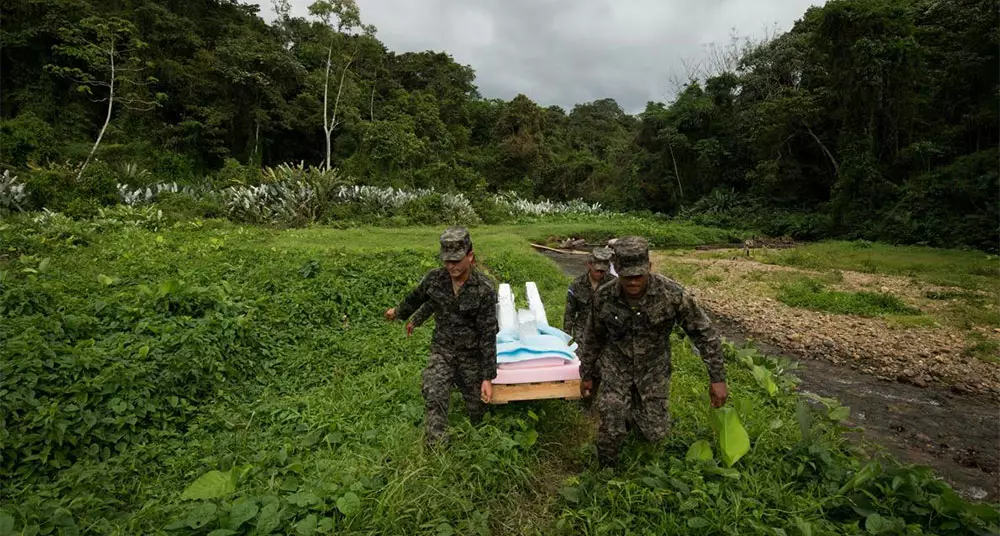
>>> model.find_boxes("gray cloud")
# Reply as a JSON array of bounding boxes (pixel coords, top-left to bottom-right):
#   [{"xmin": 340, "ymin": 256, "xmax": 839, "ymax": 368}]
[{"xmin": 250, "ymin": 0, "xmax": 824, "ymax": 113}]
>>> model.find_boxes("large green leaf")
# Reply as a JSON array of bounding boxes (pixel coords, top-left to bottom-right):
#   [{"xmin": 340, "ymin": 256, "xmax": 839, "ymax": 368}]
[
  {"xmin": 336, "ymin": 492, "xmax": 361, "ymax": 517},
  {"xmin": 685, "ymin": 440, "xmax": 714, "ymax": 462},
  {"xmin": 295, "ymin": 514, "xmax": 317, "ymax": 536},
  {"xmin": 227, "ymin": 497, "xmax": 259, "ymax": 530},
  {"xmin": 710, "ymin": 406, "xmax": 750, "ymax": 467},
  {"xmin": 796, "ymin": 399, "xmax": 813, "ymax": 441},
  {"xmin": 255, "ymin": 502, "xmax": 281, "ymax": 534},
  {"xmin": 181, "ymin": 470, "xmax": 236, "ymax": 500},
  {"xmin": 751, "ymin": 365, "xmax": 778, "ymax": 397},
  {"xmin": 185, "ymin": 502, "xmax": 218, "ymax": 529}
]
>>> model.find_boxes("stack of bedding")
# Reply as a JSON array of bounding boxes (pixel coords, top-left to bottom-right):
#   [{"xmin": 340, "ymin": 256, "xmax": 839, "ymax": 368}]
[{"xmin": 494, "ymin": 282, "xmax": 581, "ymax": 384}]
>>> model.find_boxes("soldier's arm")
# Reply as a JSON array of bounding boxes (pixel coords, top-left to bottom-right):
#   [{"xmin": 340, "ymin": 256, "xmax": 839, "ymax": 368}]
[
  {"xmin": 410, "ymin": 302, "xmax": 434, "ymax": 328},
  {"xmin": 678, "ymin": 289, "xmax": 726, "ymax": 383},
  {"xmin": 579, "ymin": 296, "xmax": 607, "ymax": 381},
  {"xmin": 394, "ymin": 272, "xmax": 432, "ymax": 321},
  {"xmin": 478, "ymin": 286, "xmax": 499, "ymax": 381},
  {"xmin": 563, "ymin": 285, "xmax": 579, "ymax": 337}
]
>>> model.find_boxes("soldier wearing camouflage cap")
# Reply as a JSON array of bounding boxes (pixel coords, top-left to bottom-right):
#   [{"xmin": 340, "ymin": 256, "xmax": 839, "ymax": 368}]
[
  {"xmin": 579, "ymin": 236, "xmax": 729, "ymax": 466},
  {"xmin": 564, "ymin": 247, "xmax": 617, "ymax": 403},
  {"xmin": 385, "ymin": 227, "xmax": 499, "ymax": 447}
]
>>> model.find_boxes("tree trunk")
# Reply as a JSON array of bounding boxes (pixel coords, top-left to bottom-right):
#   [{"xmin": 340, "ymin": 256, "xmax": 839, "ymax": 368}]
[
  {"xmin": 322, "ymin": 43, "xmax": 333, "ymax": 170},
  {"xmin": 369, "ymin": 73, "xmax": 377, "ymax": 122},
  {"xmin": 79, "ymin": 42, "xmax": 115, "ymax": 181},
  {"xmin": 666, "ymin": 140, "xmax": 683, "ymax": 199},
  {"xmin": 370, "ymin": 57, "xmax": 380, "ymax": 122},
  {"xmin": 253, "ymin": 121, "xmax": 260, "ymax": 160},
  {"xmin": 806, "ymin": 126, "xmax": 839, "ymax": 177},
  {"xmin": 326, "ymin": 54, "xmax": 353, "ymax": 170}
]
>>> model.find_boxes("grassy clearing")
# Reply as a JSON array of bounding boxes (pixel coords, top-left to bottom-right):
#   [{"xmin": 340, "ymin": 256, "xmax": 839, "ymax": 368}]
[
  {"xmin": 777, "ymin": 278, "xmax": 922, "ymax": 317},
  {"xmin": 759, "ymin": 240, "xmax": 998, "ymax": 292},
  {"xmin": 1, "ymin": 217, "xmax": 997, "ymax": 535},
  {"xmin": 270, "ymin": 215, "xmax": 743, "ymax": 254}
]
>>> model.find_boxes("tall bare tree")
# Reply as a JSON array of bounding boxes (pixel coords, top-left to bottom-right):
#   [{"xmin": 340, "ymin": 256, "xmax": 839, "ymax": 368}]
[
  {"xmin": 308, "ymin": 0, "xmax": 374, "ymax": 170},
  {"xmin": 46, "ymin": 17, "xmax": 164, "ymax": 180}
]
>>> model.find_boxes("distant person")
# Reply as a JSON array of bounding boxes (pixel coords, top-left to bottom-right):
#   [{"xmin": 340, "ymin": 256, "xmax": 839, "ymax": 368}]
[
  {"xmin": 564, "ymin": 247, "xmax": 617, "ymax": 403},
  {"xmin": 579, "ymin": 236, "xmax": 728, "ymax": 467},
  {"xmin": 384, "ymin": 227, "xmax": 499, "ymax": 447}
]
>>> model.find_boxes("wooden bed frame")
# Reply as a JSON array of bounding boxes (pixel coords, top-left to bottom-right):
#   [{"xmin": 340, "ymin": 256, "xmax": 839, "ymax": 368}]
[{"xmin": 490, "ymin": 379, "xmax": 582, "ymax": 404}]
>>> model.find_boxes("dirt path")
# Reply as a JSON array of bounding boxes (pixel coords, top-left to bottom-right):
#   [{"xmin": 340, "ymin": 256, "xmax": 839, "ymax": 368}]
[{"xmin": 537, "ymin": 249, "xmax": 1000, "ymax": 502}]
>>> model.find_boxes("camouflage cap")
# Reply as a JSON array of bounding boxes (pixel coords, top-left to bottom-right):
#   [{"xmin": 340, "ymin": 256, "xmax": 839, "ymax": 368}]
[
  {"xmin": 612, "ymin": 236, "xmax": 650, "ymax": 277},
  {"xmin": 440, "ymin": 226, "xmax": 473, "ymax": 261},
  {"xmin": 589, "ymin": 247, "xmax": 613, "ymax": 271}
]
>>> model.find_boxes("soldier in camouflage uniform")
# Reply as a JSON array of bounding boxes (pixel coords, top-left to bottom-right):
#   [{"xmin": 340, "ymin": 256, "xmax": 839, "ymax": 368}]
[
  {"xmin": 406, "ymin": 302, "xmax": 434, "ymax": 336},
  {"xmin": 563, "ymin": 247, "xmax": 616, "ymax": 341},
  {"xmin": 385, "ymin": 227, "xmax": 499, "ymax": 446},
  {"xmin": 564, "ymin": 247, "xmax": 616, "ymax": 405},
  {"xmin": 579, "ymin": 236, "xmax": 729, "ymax": 466}
]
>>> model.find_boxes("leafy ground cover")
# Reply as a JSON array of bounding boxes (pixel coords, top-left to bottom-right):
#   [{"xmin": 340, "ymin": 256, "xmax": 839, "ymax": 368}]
[{"xmin": 1, "ymin": 217, "xmax": 997, "ymax": 535}]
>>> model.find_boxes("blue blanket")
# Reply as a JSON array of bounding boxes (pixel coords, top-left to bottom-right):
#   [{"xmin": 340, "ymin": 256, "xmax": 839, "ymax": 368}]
[{"xmin": 496, "ymin": 325, "xmax": 578, "ymax": 364}]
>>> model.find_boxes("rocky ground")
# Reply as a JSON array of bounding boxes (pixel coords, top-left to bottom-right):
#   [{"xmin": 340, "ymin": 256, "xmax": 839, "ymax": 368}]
[{"xmin": 656, "ymin": 253, "xmax": 1000, "ymax": 397}]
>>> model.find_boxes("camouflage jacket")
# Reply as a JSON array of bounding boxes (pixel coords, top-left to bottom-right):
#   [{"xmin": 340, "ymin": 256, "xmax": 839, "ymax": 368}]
[
  {"xmin": 563, "ymin": 272, "xmax": 617, "ymax": 340},
  {"xmin": 410, "ymin": 302, "xmax": 434, "ymax": 328},
  {"xmin": 395, "ymin": 267, "xmax": 499, "ymax": 380},
  {"xmin": 580, "ymin": 273, "xmax": 726, "ymax": 387}
]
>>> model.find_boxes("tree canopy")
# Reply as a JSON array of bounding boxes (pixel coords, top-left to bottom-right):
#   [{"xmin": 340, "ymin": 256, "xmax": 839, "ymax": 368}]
[{"xmin": 1, "ymin": 0, "xmax": 996, "ymax": 249}]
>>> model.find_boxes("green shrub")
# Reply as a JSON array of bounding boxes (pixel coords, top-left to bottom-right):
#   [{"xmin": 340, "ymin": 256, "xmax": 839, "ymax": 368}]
[
  {"xmin": 0, "ymin": 112, "xmax": 56, "ymax": 167},
  {"xmin": 214, "ymin": 157, "xmax": 259, "ymax": 186},
  {"xmin": 399, "ymin": 193, "xmax": 445, "ymax": 225},
  {"xmin": 881, "ymin": 150, "xmax": 1000, "ymax": 252},
  {"xmin": 62, "ymin": 197, "xmax": 103, "ymax": 219},
  {"xmin": 156, "ymin": 191, "xmax": 223, "ymax": 220},
  {"xmin": 470, "ymin": 194, "xmax": 511, "ymax": 224},
  {"xmin": 21, "ymin": 162, "xmax": 118, "ymax": 211}
]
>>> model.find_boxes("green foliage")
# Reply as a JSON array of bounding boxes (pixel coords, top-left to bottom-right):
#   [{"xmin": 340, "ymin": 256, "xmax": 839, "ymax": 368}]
[
  {"xmin": 882, "ymin": 150, "xmax": 999, "ymax": 252},
  {"xmin": 3, "ymin": 0, "xmax": 997, "ymax": 249},
  {"xmin": 156, "ymin": 192, "xmax": 225, "ymax": 221},
  {"xmin": 778, "ymin": 278, "xmax": 921, "ymax": 316},
  {"xmin": 1, "ymin": 222, "xmax": 995, "ymax": 535},
  {"xmin": 21, "ymin": 162, "xmax": 118, "ymax": 211},
  {"xmin": 0, "ymin": 112, "xmax": 57, "ymax": 167},
  {"xmin": 553, "ymin": 342, "xmax": 997, "ymax": 535}
]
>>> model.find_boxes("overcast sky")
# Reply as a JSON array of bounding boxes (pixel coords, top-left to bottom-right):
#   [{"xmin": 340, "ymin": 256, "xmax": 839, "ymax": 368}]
[{"xmin": 249, "ymin": 0, "xmax": 824, "ymax": 113}]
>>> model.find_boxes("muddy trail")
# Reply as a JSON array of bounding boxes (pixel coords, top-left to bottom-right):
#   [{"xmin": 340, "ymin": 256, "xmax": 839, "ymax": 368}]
[{"xmin": 538, "ymin": 249, "xmax": 1000, "ymax": 502}]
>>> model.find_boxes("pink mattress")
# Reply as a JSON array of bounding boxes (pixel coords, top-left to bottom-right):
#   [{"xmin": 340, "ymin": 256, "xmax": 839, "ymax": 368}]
[{"xmin": 494, "ymin": 360, "xmax": 580, "ymax": 384}]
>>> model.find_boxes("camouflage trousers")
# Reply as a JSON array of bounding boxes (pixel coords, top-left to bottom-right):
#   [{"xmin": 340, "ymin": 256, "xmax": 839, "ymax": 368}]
[
  {"xmin": 596, "ymin": 377, "xmax": 671, "ymax": 465},
  {"xmin": 421, "ymin": 351, "xmax": 485, "ymax": 446}
]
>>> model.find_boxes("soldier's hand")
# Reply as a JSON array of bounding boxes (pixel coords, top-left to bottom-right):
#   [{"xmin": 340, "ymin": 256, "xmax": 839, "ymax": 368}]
[
  {"xmin": 709, "ymin": 381, "xmax": 728, "ymax": 408},
  {"xmin": 580, "ymin": 379, "xmax": 594, "ymax": 399},
  {"xmin": 384, "ymin": 307, "xmax": 396, "ymax": 321},
  {"xmin": 405, "ymin": 322, "xmax": 414, "ymax": 336},
  {"xmin": 480, "ymin": 380, "xmax": 493, "ymax": 403}
]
